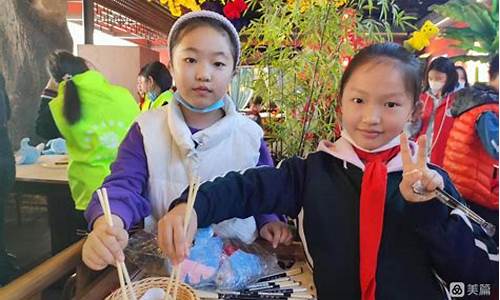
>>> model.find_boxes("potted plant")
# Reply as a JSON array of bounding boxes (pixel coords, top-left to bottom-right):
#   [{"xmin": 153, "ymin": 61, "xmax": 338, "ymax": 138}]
[{"xmin": 239, "ymin": 0, "xmax": 415, "ymax": 158}]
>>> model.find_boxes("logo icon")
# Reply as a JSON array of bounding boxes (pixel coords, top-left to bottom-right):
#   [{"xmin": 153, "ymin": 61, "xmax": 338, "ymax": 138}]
[{"xmin": 450, "ymin": 282, "xmax": 465, "ymax": 297}]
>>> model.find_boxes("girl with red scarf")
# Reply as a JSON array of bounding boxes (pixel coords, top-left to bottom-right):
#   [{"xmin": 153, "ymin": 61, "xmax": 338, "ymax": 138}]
[{"xmin": 127, "ymin": 44, "xmax": 498, "ymax": 299}]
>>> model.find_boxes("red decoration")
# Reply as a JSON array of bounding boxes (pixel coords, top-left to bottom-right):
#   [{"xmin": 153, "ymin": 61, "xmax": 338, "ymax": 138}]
[
  {"xmin": 223, "ymin": 0, "xmax": 248, "ymax": 20},
  {"xmin": 223, "ymin": 244, "xmax": 239, "ymax": 256},
  {"xmin": 234, "ymin": 0, "xmax": 248, "ymax": 11}
]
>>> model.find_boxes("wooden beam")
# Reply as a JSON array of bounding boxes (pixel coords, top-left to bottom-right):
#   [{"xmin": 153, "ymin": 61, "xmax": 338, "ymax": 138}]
[
  {"xmin": 0, "ymin": 239, "xmax": 84, "ymax": 300},
  {"xmin": 83, "ymin": 0, "xmax": 94, "ymax": 44}
]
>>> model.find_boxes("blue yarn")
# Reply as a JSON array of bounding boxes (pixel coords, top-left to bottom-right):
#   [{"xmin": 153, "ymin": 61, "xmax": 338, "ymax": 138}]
[
  {"xmin": 194, "ymin": 227, "xmax": 215, "ymax": 244},
  {"xmin": 216, "ymin": 250, "xmax": 263, "ymax": 290},
  {"xmin": 188, "ymin": 236, "xmax": 223, "ymax": 269}
]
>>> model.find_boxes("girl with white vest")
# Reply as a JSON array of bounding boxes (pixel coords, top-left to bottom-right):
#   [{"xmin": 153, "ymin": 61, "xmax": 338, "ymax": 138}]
[{"xmin": 82, "ymin": 11, "xmax": 292, "ymax": 271}]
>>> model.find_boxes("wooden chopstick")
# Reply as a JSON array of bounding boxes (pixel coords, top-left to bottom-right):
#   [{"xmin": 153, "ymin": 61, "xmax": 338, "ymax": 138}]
[
  {"xmin": 97, "ymin": 188, "xmax": 137, "ymax": 300},
  {"xmin": 165, "ymin": 176, "xmax": 200, "ymax": 300}
]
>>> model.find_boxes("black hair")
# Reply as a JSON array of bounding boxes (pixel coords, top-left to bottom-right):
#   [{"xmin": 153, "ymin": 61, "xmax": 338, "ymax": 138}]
[
  {"xmin": 47, "ymin": 50, "xmax": 89, "ymax": 125},
  {"xmin": 138, "ymin": 63, "xmax": 150, "ymax": 77},
  {"xmin": 169, "ymin": 17, "xmax": 238, "ymax": 69},
  {"xmin": 455, "ymin": 66, "xmax": 469, "ymax": 88},
  {"xmin": 142, "ymin": 61, "xmax": 172, "ymax": 93},
  {"xmin": 339, "ymin": 42, "xmax": 423, "ymax": 107},
  {"xmin": 424, "ymin": 57, "xmax": 458, "ymax": 96},
  {"xmin": 489, "ymin": 53, "xmax": 498, "ymax": 80},
  {"xmin": 253, "ymin": 95, "xmax": 263, "ymax": 105}
]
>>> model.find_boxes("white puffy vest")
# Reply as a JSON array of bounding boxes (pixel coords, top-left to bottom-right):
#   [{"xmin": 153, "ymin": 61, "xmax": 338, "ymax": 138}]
[{"xmin": 136, "ymin": 96, "xmax": 263, "ymax": 243}]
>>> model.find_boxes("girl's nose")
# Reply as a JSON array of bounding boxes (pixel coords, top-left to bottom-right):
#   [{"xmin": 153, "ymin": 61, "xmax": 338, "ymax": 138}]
[
  {"xmin": 362, "ymin": 105, "xmax": 382, "ymax": 124},
  {"xmin": 195, "ymin": 64, "xmax": 211, "ymax": 82}
]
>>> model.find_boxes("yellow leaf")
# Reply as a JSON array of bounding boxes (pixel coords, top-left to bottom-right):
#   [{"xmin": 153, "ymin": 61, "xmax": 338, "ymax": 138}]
[{"xmin": 334, "ymin": 0, "xmax": 347, "ymax": 8}]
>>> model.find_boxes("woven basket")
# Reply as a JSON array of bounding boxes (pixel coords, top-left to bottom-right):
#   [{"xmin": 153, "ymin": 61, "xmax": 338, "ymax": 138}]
[{"xmin": 105, "ymin": 277, "xmax": 199, "ymax": 300}]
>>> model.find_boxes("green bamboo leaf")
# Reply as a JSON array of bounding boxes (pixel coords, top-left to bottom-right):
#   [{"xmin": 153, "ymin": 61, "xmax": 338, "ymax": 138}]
[
  {"xmin": 468, "ymin": 3, "xmax": 496, "ymax": 37},
  {"xmin": 431, "ymin": 2, "xmax": 467, "ymax": 22},
  {"xmin": 491, "ymin": 34, "xmax": 499, "ymax": 54}
]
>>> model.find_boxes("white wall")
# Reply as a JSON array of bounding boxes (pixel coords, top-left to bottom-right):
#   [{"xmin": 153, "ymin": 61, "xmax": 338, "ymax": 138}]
[{"xmin": 77, "ymin": 45, "xmax": 159, "ymax": 102}]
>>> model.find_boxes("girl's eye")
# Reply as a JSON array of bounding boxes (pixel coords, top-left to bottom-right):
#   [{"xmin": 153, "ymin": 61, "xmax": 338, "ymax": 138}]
[
  {"xmin": 184, "ymin": 58, "xmax": 196, "ymax": 63},
  {"xmin": 385, "ymin": 101, "xmax": 400, "ymax": 108},
  {"xmin": 352, "ymin": 98, "xmax": 363, "ymax": 104},
  {"xmin": 214, "ymin": 62, "xmax": 226, "ymax": 67}
]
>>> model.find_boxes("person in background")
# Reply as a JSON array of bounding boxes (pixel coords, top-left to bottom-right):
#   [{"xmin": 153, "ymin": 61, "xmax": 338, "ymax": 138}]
[
  {"xmin": 455, "ymin": 65, "xmax": 470, "ymax": 90},
  {"xmin": 41, "ymin": 50, "xmax": 139, "ymax": 247},
  {"xmin": 413, "ymin": 56, "xmax": 458, "ymax": 167},
  {"xmin": 161, "ymin": 43, "xmax": 498, "ymax": 300},
  {"xmin": 444, "ymin": 54, "xmax": 499, "ymax": 242},
  {"xmin": 247, "ymin": 95, "xmax": 263, "ymax": 126},
  {"xmin": 0, "ymin": 73, "xmax": 18, "ymax": 285},
  {"xmin": 139, "ymin": 61, "xmax": 174, "ymax": 111},
  {"xmin": 137, "ymin": 63, "xmax": 150, "ymax": 110},
  {"xmin": 36, "ymin": 77, "xmax": 63, "ymax": 140},
  {"xmin": 82, "ymin": 11, "xmax": 291, "ymax": 272}
]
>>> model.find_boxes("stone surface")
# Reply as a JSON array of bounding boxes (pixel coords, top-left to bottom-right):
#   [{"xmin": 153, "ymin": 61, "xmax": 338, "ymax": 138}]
[{"xmin": 0, "ymin": 0, "xmax": 72, "ymax": 147}]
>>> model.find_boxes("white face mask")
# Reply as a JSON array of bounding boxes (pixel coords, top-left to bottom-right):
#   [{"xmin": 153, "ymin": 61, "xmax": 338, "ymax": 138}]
[
  {"xmin": 428, "ymin": 80, "xmax": 445, "ymax": 95},
  {"xmin": 457, "ymin": 81, "xmax": 466, "ymax": 89}
]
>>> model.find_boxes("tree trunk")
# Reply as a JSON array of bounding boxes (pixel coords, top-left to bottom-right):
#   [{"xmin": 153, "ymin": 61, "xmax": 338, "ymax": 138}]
[{"xmin": 0, "ymin": 0, "xmax": 72, "ymax": 148}]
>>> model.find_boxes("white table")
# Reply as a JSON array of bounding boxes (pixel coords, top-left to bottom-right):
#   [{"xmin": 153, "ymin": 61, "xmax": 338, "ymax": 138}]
[{"xmin": 15, "ymin": 155, "xmax": 68, "ymax": 184}]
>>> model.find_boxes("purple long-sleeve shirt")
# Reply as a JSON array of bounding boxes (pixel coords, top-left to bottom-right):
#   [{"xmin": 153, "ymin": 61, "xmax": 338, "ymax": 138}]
[{"xmin": 85, "ymin": 122, "xmax": 284, "ymax": 230}]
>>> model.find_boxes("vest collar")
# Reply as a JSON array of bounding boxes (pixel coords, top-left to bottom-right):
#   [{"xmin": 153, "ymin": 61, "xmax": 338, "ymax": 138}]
[
  {"xmin": 317, "ymin": 133, "xmax": 418, "ymax": 173},
  {"xmin": 167, "ymin": 94, "xmax": 240, "ymax": 154}
]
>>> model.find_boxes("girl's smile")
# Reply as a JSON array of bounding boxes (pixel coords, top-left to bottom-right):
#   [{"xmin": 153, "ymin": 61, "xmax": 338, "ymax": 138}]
[{"xmin": 340, "ymin": 58, "xmax": 414, "ymax": 150}]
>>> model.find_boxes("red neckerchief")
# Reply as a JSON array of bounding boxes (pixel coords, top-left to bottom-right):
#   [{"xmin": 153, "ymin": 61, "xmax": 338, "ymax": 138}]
[{"xmin": 353, "ymin": 145, "xmax": 401, "ymax": 300}]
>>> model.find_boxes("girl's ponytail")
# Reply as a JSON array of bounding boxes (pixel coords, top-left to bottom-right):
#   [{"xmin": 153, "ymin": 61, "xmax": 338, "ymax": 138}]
[
  {"xmin": 47, "ymin": 50, "xmax": 89, "ymax": 124},
  {"xmin": 63, "ymin": 78, "xmax": 81, "ymax": 124}
]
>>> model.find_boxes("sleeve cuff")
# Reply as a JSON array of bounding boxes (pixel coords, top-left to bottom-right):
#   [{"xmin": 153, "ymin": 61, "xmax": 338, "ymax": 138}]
[
  {"xmin": 168, "ymin": 198, "xmax": 188, "ymax": 211},
  {"xmin": 41, "ymin": 89, "xmax": 57, "ymax": 98},
  {"xmin": 86, "ymin": 200, "xmax": 135, "ymax": 231},
  {"xmin": 254, "ymin": 214, "xmax": 286, "ymax": 229}
]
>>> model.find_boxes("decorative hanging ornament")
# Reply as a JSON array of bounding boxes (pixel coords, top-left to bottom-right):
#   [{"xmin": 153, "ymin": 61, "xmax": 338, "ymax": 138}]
[
  {"xmin": 287, "ymin": 0, "xmax": 346, "ymax": 12},
  {"xmin": 223, "ymin": 0, "xmax": 248, "ymax": 20},
  {"xmin": 156, "ymin": 0, "xmax": 207, "ymax": 17},
  {"xmin": 404, "ymin": 20, "xmax": 440, "ymax": 52}
]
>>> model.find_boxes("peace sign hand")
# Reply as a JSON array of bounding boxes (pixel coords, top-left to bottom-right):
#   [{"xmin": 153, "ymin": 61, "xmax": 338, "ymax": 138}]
[{"xmin": 399, "ymin": 133, "xmax": 444, "ymax": 203}]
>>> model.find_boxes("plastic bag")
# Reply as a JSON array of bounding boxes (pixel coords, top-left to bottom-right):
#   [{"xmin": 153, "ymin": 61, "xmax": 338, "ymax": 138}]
[
  {"xmin": 125, "ymin": 229, "xmax": 280, "ymax": 291},
  {"xmin": 168, "ymin": 227, "xmax": 280, "ymax": 290},
  {"xmin": 42, "ymin": 138, "xmax": 67, "ymax": 155},
  {"xmin": 15, "ymin": 138, "xmax": 42, "ymax": 164}
]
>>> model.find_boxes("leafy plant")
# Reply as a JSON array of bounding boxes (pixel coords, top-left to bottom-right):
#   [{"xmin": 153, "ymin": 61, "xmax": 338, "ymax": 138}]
[
  {"xmin": 431, "ymin": 0, "xmax": 499, "ymax": 56},
  {"xmin": 240, "ymin": 0, "xmax": 415, "ymax": 158}
]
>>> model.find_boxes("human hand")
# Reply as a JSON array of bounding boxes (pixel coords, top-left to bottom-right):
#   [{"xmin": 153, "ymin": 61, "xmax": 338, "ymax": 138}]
[
  {"xmin": 157, "ymin": 203, "xmax": 197, "ymax": 265},
  {"xmin": 45, "ymin": 77, "xmax": 58, "ymax": 91},
  {"xmin": 260, "ymin": 221, "xmax": 293, "ymax": 248},
  {"xmin": 82, "ymin": 215, "xmax": 128, "ymax": 270},
  {"xmin": 399, "ymin": 133, "xmax": 444, "ymax": 203}
]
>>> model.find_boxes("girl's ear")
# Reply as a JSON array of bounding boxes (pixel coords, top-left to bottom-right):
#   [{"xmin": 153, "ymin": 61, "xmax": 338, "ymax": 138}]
[{"xmin": 167, "ymin": 60, "xmax": 174, "ymax": 74}]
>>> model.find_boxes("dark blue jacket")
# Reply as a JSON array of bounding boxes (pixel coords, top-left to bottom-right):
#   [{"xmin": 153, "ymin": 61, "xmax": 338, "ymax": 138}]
[{"xmin": 176, "ymin": 142, "xmax": 499, "ymax": 300}]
